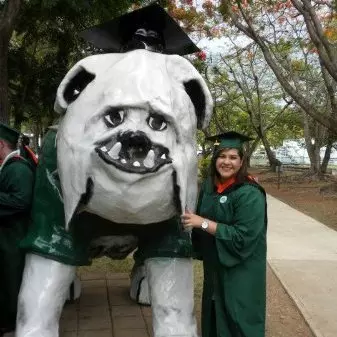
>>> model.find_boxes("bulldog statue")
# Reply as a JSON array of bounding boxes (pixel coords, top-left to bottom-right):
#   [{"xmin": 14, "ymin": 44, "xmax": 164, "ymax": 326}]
[{"xmin": 16, "ymin": 47, "xmax": 213, "ymax": 337}]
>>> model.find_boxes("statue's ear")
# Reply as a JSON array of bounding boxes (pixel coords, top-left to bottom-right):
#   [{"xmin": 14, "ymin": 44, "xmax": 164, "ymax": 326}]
[
  {"xmin": 167, "ymin": 55, "xmax": 213, "ymax": 130},
  {"xmin": 54, "ymin": 53, "xmax": 126, "ymax": 115},
  {"xmin": 63, "ymin": 68, "xmax": 95, "ymax": 106},
  {"xmin": 184, "ymin": 79, "xmax": 207, "ymax": 129},
  {"xmin": 54, "ymin": 63, "xmax": 95, "ymax": 115}
]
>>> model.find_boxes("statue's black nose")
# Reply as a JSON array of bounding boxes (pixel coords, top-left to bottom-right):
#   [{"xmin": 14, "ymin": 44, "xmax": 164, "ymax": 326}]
[{"xmin": 118, "ymin": 131, "xmax": 151, "ymax": 160}]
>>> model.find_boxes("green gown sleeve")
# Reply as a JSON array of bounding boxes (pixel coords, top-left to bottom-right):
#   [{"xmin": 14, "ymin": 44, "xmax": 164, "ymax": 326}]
[
  {"xmin": 215, "ymin": 185, "xmax": 266, "ymax": 267},
  {"xmin": 0, "ymin": 161, "xmax": 34, "ymax": 218}
]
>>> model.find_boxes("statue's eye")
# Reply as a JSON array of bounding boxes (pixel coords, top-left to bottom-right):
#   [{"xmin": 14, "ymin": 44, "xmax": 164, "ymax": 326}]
[
  {"xmin": 147, "ymin": 114, "xmax": 167, "ymax": 131},
  {"xmin": 104, "ymin": 109, "xmax": 125, "ymax": 127}
]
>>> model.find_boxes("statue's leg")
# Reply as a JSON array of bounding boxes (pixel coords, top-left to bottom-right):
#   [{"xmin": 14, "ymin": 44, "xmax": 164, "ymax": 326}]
[
  {"xmin": 66, "ymin": 275, "xmax": 82, "ymax": 302},
  {"xmin": 16, "ymin": 254, "xmax": 76, "ymax": 337},
  {"xmin": 130, "ymin": 263, "xmax": 150, "ymax": 305},
  {"xmin": 145, "ymin": 257, "xmax": 198, "ymax": 337}
]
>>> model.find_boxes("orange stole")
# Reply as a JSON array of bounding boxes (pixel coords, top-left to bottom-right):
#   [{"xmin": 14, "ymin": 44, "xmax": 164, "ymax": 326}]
[{"xmin": 216, "ymin": 177, "xmax": 236, "ymax": 194}]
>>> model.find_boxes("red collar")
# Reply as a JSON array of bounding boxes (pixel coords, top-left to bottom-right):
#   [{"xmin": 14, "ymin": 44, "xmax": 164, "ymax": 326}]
[{"xmin": 216, "ymin": 177, "xmax": 236, "ymax": 193}]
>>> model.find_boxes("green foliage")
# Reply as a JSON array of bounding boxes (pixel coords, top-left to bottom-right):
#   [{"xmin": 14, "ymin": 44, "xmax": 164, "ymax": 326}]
[
  {"xmin": 8, "ymin": 0, "xmax": 147, "ymax": 132},
  {"xmin": 198, "ymin": 156, "xmax": 211, "ymax": 181}
]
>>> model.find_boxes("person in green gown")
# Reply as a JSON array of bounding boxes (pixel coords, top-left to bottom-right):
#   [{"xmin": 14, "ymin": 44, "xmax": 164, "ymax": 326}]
[
  {"xmin": 0, "ymin": 123, "xmax": 34, "ymax": 335},
  {"xmin": 181, "ymin": 131, "xmax": 267, "ymax": 337}
]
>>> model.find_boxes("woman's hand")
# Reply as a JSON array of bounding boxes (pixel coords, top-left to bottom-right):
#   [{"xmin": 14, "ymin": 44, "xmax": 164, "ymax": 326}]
[
  {"xmin": 181, "ymin": 210, "xmax": 218, "ymax": 235},
  {"xmin": 181, "ymin": 210, "xmax": 204, "ymax": 230}
]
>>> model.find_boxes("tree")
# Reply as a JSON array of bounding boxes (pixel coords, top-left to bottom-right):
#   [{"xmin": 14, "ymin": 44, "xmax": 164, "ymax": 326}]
[
  {"xmin": 0, "ymin": 0, "xmax": 22, "ymax": 124},
  {"xmin": 213, "ymin": 45, "xmax": 298, "ymax": 169},
  {"xmin": 218, "ymin": 0, "xmax": 337, "ymax": 135},
  {"xmin": 166, "ymin": 0, "xmax": 337, "ymax": 174},
  {"xmin": 4, "ymin": 0, "xmax": 147, "ymax": 132}
]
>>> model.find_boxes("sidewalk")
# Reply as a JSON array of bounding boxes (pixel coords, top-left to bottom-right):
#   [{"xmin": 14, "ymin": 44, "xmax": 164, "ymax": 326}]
[
  {"xmin": 55, "ymin": 194, "xmax": 337, "ymax": 337},
  {"xmin": 267, "ymin": 195, "xmax": 337, "ymax": 337}
]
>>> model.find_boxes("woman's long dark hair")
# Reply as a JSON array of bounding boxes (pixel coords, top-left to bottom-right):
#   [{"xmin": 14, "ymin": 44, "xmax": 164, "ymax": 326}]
[{"xmin": 209, "ymin": 147, "xmax": 249, "ymax": 185}]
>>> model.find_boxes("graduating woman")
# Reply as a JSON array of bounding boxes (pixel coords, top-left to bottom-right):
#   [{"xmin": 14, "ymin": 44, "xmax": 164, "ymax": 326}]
[{"xmin": 181, "ymin": 131, "xmax": 267, "ymax": 337}]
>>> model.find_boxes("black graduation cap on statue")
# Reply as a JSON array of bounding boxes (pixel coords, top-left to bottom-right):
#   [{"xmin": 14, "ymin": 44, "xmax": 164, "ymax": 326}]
[
  {"xmin": 206, "ymin": 131, "xmax": 253, "ymax": 150},
  {"xmin": 79, "ymin": 3, "xmax": 200, "ymax": 55}
]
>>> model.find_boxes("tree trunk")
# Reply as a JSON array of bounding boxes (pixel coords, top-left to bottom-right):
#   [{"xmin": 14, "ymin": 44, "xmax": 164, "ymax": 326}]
[
  {"xmin": 246, "ymin": 137, "xmax": 260, "ymax": 168},
  {"xmin": 303, "ymin": 113, "xmax": 321, "ymax": 174},
  {"xmin": 258, "ymin": 131, "xmax": 279, "ymax": 171},
  {"xmin": 320, "ymin": 140, "xmax": 333, "ymax": 174},
  {"xmin": 14, "ymin": 113, "xmax": 23, "ymax": 130},
  {"xmin": 0, "ymin": 0, "xmax": 22, "ymax": 123},
  {"xmin": 32, "ymin": 122, "xmax": 40, "ymax": 152},
  {"xmin": 0, "ymin": 34, "xmax": 10, "ymax": 124},
  {"xmin": 306, "ymin": 141, "xmax": 321, "ymax": 174}
]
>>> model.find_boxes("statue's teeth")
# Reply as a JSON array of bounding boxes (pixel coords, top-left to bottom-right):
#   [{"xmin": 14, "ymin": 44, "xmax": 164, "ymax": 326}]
[
  {"xmin": 108, "ymin": 142, "xmax": 122, "ymax": 159},
  {"xmin": 121, "ymin": 158, "xmax": 127, "ymax": 164},
  {"xmin": 161, "ymin": 153, "xmax": 167, "ymax": 160},
  {"xmin": 143, "ymin": 150, "xmax": 155, "ymax": 168},
  {"xmin": 101, "ymin": 146, "xmax": 108, "ymax": 152},
  {"xmin": 133, "ymin": 161, "xmax": 141, "ymax": 167}
]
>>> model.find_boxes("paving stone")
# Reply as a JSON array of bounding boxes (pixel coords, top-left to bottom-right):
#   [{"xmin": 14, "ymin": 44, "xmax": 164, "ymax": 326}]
[
  {"xmin": 78, "ymin": 330, "xmax": 113, "ymax": 337},
  {"xmin": 143, "ymin": 316, "xmax": 153, "ymax": 333},
  {"xmin": 112, "ymin": 316, "xmax": 146, "ymax": 330},
  {"xmin": 79, "ymin": 306, "xmax": 107, "ymax": 316},
  {"xmin": 140, "ymin": 306, "xmax": 152, "ymax": 317},
  {"xmin": 79, "ymin": 317, "xmax": 111, "ymax": 331},
  {"xmin": 197, "ymin": 318, "xmax": 202, "ymax": 336},
  {"xmin": 108, "ymin": 287, "xmax": 134, "ymax": 306},
  {"xmin": 60, "ymin": 318, "xmax": 78, "ymax": 332},
  {"xmin": 107, "ymin": 278, "xmax": 130, "ymax": 288},
  {"xmin": 78, "ymin": 307, "xmax": 110, "ymax": 319},
  {"xmin": 110, "ymin": 305, "xmax": 142, "ymax": 317},
  {"xmin": 80, "ymin": 287, "xmax": 108, "ymax": 307},
  {"xmin": 114, "ymin": 329, "xmax": 149, "ymax": 337},
  {"xmin": 62, "ymin": 304, "xmax": 79, "ymax": 321},
  {"xmin": 81, "ymin": 280, "xmax": 106, "ymax": 288},
  {"xmin": 64, "ymin": 301, "xmax": 79, "ymax": 310},
  {"xmin": 79, "ymin": 307, "xmax": 111, "ymax": 331},
  {"xmin": 106, "ymin": 272, "xmax": 129, "ymax": 280},
  {"xmin": 80, "ymin": 272, "xmax": 106, "ymax": 281},
  {"xmin": 147, "ymin": 327, "xmax": 154, "ymax": 337},
  {"xmin": 60, "ymin": 332, "xmax": 77, "ymax": 337}
]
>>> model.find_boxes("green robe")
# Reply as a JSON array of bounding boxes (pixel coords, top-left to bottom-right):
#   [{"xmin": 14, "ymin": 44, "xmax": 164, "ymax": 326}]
[
  {"xmin": 0, "ymin": 155, "xmax": 34, "ymax": 329},
  {"xmin": 193, "ymin": 177, "xmax": 267, "ymax": 337}
]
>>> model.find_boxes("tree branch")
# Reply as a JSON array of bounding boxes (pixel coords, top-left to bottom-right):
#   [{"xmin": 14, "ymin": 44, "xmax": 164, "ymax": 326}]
[
  {"xmin": 291, "ymin": 0, "xmax": 337, "ymax": 82},
  {"xmin": 226, "ymin": 4, "xmax": 337, "ymax": 134}
]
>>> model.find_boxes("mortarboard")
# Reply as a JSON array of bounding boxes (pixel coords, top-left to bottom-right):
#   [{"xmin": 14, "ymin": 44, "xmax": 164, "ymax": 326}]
[
  {"xmin": 79, "ymin": 3, "xmax": 200, "ymax": 56},
  {"xmin": 206, "ymin": 131, "xmax": 253, "ymax": 150},
  {"xmin": 0, "ymin": 123, "xmax": 20, "ymax": 146}
]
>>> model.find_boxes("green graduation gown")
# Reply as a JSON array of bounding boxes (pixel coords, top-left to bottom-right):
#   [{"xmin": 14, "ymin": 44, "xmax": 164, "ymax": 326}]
[
  {"xmin": 0, "ymin": 155, "xmax": 34, "ymax": 329},
  {"xmin": 193, "ymin": 177, "xmax": 267, "ymax": 337}
]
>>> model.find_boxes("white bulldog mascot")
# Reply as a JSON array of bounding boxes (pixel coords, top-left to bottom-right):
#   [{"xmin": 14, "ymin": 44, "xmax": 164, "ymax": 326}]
[{"xmin": 16, "ymin": 4, "xmax": 213, "ymax": 337}]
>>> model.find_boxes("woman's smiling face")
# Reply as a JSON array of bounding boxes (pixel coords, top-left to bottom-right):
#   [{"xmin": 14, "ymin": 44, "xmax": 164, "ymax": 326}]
[{"xmin": 215, "ymin": 148, "xmax": 243, "ymax": 182}]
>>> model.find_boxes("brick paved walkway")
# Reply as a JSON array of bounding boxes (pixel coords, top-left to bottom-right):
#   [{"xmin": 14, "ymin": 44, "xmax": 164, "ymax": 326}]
[{"xmin": 60, "ymin": 272, "xmax": 154, "ymax": 337}]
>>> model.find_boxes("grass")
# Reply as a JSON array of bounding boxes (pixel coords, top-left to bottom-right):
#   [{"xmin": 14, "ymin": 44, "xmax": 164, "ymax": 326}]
[{"xmin": 78, "ymin": 256, "xmax": 134, "ymax": 274}]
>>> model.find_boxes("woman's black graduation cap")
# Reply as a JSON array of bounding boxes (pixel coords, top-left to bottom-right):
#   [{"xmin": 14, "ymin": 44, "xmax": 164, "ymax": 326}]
[
  {"xmin": 206, "ymin": 131, "xmax": 253, "ymax": 150},
  {"xmin": 79, "ymin": 3, "xmax": 200, "ymax": 55}
]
